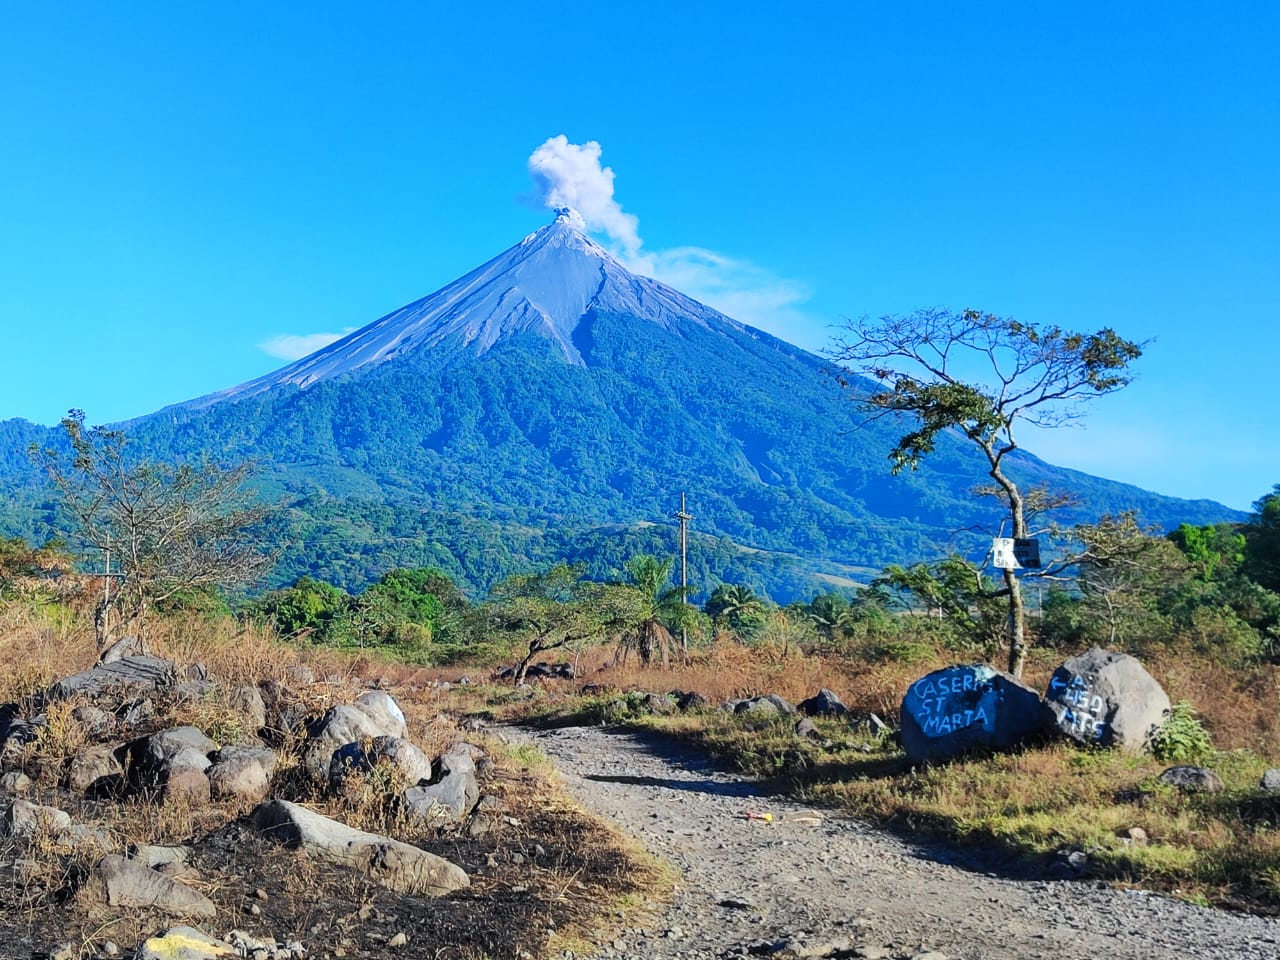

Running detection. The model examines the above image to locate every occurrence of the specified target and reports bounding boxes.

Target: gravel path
[530,724,1280,960]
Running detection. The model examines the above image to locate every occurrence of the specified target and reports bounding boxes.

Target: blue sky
[1,3,1276,511]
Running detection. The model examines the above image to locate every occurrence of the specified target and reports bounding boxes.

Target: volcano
[0,211,1243,599]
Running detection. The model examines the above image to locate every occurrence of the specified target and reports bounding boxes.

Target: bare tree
[34,410,275,654]
[830,308,1144,677]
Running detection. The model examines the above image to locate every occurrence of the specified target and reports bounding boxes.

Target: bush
[1149,701,1213,763]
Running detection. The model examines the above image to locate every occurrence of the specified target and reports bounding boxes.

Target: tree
[487,564,632,684]
[704,583,768,639]
[830,308,1144,677]
[615,554,692,666]
[1245,485,1280,593]
[34,410,274,652]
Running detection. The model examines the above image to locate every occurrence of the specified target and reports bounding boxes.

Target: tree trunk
[1005,569,1028,677]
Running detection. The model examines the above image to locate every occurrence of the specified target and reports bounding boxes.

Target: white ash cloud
[258,327,355,361]
[527,135,641,256]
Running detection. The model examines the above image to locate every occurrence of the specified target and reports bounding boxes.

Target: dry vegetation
[0,601,672,959]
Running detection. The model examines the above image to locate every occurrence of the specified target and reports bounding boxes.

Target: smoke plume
[527,135,642,256]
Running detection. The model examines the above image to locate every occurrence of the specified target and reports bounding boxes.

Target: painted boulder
[1043,647,1169,753]
[900,664,1043,763]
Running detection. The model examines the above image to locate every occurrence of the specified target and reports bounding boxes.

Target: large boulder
[251,799,469,896]
[403,750,480,824]
[48,656,175,700]
[303,691,410,779]
[900,664,1044,763]
[1043,647,1170,753]
[329,736,434,794]
[208,745,277,803]
[67,744,125,796]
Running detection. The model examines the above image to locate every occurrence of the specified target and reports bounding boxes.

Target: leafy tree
[246,576,350,640]
[1169,523,1246,583]
[704,583,768,638]
[877,555,1008,656]
[34,411,274,652]
[615,554,692,666]
[487,564,633,684]
[1061,513,1188,647]
[830,308,1144,676]
[1245,485,1280,593]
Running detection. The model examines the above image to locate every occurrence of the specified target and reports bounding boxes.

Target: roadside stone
[1260,768,1280,794]
[164,765,211,805]
[80,854,216,917]
[1043,647,1170,753]
[1,797,72,838]
[798,688,849,718]
[303,692,409,779]
[48,655,174,700]
[727,694,796,718]
[794,717,821,741]
[208,745,277,803]
[251,798,469,895]
[67,743,125,795]
[71,703,115,737]
[330,735,433,794]
[227,684,268,731]
[1159,765,1224,793]
[900,664,1043,763]
[0,771,31,794]
[674,690,709,712]
[403,750,480,823]
[641,692,678,715]
[134,925,235,959]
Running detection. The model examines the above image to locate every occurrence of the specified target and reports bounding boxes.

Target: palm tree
[618,555,690,666]
[704,583,767,639]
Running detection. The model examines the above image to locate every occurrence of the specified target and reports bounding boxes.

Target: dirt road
[531,724,1280,960]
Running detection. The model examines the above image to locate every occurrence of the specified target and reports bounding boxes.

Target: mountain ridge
[0,212,1248,600]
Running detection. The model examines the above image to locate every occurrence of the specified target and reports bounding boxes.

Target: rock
[388,932,408,948]
[303,693,409,778]
[674,690,710,712]
[208,745,277,803]
[97,634,144,664]
[794,717,822,741]
[68,743,125,795]
[1159,765,1224,793]
[164,766,212,805]
[798,688,849,717]
[122,727,215,797]
[49,655,174,700]
[60,823,114,854]
[403,751,480,823]
[353,690,408,738]
[900,664,1043,763]
[251,798,469,895]
[640,692,678,715]
[1043,647,1170,752]
[1,797,72,838]
[285,664,316,685]
[0,771,31,794]
[134,925,235,959]
[71,703,115,737]
[129,844,193,869]
[329,735,433,794]
[174,679,217,703]
[228,684,268,731]
[1118,826,1148,845]
[1260,769,1280,794]
[80,854,216,917]
[728,694,796,718]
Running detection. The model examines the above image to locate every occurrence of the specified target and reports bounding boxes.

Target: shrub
[1149,700,1213,763]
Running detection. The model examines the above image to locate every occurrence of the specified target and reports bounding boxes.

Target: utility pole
[672,492,693,661]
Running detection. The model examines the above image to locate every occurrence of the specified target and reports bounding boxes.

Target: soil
[531,723,1280,960]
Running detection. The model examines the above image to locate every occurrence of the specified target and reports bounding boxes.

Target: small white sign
[992,537,1042,570]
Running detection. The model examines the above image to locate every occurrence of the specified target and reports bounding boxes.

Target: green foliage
[1170,522,1246,583]
[704,583,769,639]
[1149,701,1213,763]
[876,555,1006,656]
